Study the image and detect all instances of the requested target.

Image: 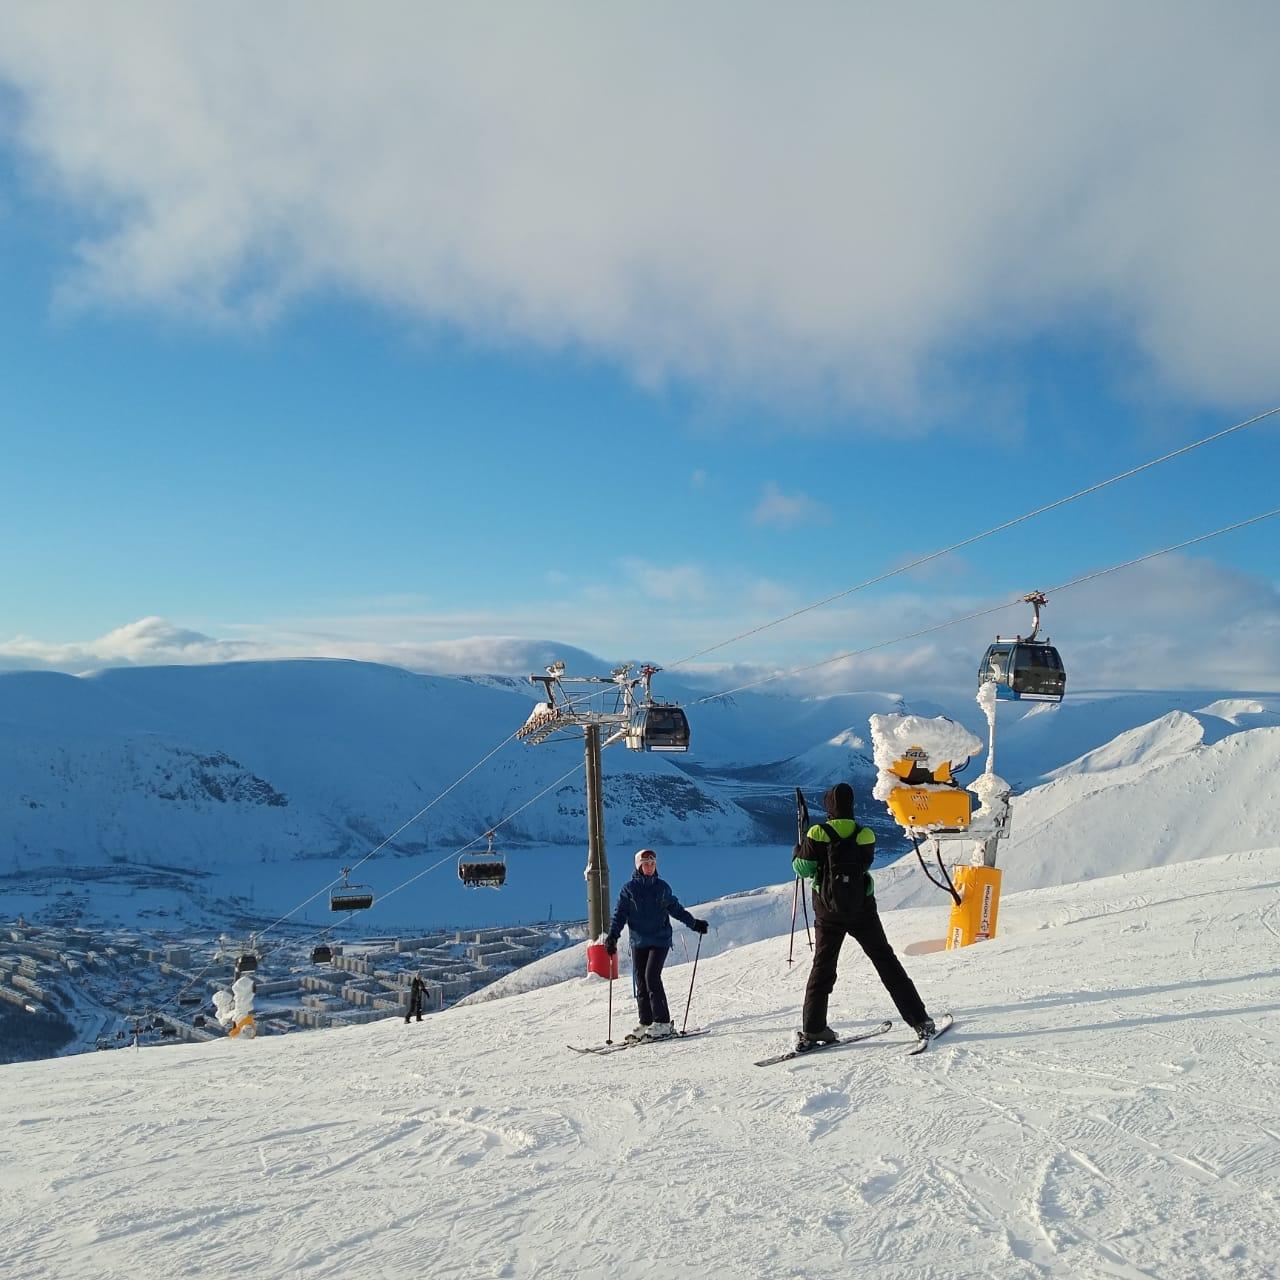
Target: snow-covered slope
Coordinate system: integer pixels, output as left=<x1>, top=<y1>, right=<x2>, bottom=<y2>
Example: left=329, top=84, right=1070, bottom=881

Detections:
left=876, top=717, right=1280, bottom=911
left=926, top=689, right=1280, bottom=787
left=3, top=848, right=1277, bottom=1280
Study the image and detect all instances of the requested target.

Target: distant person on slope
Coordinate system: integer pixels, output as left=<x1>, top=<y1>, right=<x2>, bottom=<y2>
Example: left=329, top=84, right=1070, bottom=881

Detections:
left=405, top=974, right=426, bottom=1024
left=605, top=848, right=708, bottom=1042
left=792, top=782, right=936, bottom=1050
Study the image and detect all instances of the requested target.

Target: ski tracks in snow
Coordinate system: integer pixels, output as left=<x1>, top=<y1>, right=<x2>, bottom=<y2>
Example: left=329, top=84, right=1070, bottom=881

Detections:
left=2, top=850, right=1278, bottom=1279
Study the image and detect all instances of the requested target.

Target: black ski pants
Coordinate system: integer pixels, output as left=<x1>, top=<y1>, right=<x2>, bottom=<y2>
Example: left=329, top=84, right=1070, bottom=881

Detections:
left=632, top=945, right=671, bottom=1025
left=803, top=907, right=927, bottom=1032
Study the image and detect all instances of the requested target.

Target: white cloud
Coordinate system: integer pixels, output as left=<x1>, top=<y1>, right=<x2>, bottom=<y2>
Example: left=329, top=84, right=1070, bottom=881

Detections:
left=0, top=617, right=258, bottom=670
left=752, top=483, right=830, bottom=529
left=619, top=559, right=711, bottom=603
left=0, top=6, right=1277, bottom=412
left=4, top=554, right=1277, bottom=695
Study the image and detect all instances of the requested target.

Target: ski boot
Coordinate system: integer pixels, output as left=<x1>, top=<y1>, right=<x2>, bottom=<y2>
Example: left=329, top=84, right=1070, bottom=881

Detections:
left=794, top=1026, right=838, bottom=1052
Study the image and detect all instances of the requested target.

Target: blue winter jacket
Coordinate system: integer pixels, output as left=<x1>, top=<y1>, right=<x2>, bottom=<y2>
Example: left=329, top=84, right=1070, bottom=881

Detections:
left=607, top=872, right=697, bottom=950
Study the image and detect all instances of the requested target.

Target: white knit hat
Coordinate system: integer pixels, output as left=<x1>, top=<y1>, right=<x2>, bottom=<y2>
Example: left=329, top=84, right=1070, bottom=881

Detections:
left=634, top=848, right=657, bottom=869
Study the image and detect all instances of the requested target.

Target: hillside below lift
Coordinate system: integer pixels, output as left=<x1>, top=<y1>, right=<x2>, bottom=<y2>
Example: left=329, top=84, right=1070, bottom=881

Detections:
left=516, top=661, right=691, bottom=950
left=979, top=591, right=1066, bottom=702
left=330, top=867, right=375, bottom=912
left=459, top=831, right=508, bottom=888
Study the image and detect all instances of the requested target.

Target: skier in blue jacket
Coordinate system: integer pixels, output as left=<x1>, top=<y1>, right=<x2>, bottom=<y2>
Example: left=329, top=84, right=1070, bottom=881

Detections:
left=605, top=848, right=708, bottom=1041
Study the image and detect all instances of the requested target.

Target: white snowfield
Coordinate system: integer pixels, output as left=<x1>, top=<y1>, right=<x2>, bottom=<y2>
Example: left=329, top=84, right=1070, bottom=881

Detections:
left=3, top=849, right=1278, bottom=1280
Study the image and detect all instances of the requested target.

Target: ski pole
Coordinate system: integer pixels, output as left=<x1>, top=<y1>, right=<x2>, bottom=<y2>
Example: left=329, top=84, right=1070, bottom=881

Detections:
left=800, top=880, right=813, bottom=949
left=606, top=967, right=614, bottom=1045
left=681, top=933, right=702, bottom=1034
left=788, top=876, right=800, bottom=965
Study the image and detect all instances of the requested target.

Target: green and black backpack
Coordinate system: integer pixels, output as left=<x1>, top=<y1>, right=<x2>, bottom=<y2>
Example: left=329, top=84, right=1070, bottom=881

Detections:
left=813, top=821, right=874, bottom=916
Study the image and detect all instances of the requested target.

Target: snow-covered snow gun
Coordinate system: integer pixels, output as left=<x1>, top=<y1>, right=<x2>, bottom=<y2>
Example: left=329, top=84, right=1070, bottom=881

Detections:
left=870, top=703, right=1012, bottom=949
left=788, top=788, right=813, bottom=965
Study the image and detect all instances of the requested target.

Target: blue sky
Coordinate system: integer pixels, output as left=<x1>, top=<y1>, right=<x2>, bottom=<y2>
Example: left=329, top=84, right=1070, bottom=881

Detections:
left=1, top=6, right=1277, bottom=694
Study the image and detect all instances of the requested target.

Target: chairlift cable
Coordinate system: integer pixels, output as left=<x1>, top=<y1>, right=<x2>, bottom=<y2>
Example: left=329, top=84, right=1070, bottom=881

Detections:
left=667, top=405, right=1280, bottom=670
left=135, top=695, right=599, bottom=1024
left=251, top=687, right=601, bottom=940
left=692, top=506, right=1280, bottom=702
left=372, top=759, right=589, bottom=909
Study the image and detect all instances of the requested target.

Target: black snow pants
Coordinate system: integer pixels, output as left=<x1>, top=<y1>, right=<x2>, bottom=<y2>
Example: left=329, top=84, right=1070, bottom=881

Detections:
left=632, top=945, right=671, bottom=1024
left=803, top=906, right=927, bottom=1032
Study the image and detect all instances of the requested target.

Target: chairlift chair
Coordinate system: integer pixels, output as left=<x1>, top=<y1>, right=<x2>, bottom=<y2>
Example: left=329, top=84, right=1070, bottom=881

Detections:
left=458, top=831, right=508, bottom=888
left=979, top=591, right=1066, bottom=703
left=331, top=867, right=375, bottom=912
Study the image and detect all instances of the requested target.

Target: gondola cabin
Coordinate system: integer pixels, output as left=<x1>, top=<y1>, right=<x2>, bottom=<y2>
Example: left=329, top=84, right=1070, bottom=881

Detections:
left=625, top=704, right=691, bottom=752
left=980, top=640, right=1066, bottom=702
left=234, top=952, right=258, bottom=979
left=310, top=944, right=333, bottom=964
left=458, top=853, right=507, bottom=888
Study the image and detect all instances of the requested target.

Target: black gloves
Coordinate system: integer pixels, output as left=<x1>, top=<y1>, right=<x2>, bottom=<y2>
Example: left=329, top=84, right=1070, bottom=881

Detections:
left=604, top=936, right=618, bottom=955
left=692, top=919, right=709, bottom=935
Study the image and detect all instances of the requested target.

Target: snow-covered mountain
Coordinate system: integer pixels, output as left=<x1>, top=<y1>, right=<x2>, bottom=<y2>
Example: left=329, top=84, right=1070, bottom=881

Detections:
left=2, top=660, right=1276, bottom=933
left=0, top=661, right=896, bottom=928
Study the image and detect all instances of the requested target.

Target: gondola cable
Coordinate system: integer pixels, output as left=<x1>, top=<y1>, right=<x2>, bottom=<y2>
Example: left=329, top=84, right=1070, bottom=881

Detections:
left=668, top=405, right=1280, bottom=671
left=690, top=505, right=1280, bottom=703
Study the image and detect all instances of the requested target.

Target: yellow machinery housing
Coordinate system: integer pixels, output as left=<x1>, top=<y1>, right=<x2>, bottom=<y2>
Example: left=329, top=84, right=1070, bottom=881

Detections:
left=946, top=865, right=1002, bottom=949
left=885, top=752, right=972, bottom=832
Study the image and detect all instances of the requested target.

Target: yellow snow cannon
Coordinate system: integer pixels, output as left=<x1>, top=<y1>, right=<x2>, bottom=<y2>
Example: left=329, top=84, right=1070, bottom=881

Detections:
left=884, top=749, right=973, bottom=833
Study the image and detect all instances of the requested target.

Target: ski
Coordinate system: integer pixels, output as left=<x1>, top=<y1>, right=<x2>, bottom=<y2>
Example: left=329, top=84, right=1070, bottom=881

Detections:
left=568, top=1028, right=709, bottom=1056
left=905, top=1011, right=955, bottom=1055
left=754, top=1019, right=892, bottom=1067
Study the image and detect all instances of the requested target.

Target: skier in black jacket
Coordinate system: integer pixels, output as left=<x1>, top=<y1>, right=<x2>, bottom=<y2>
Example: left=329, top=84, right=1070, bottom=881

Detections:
left=405, top=974, right=426, bottom=1024
left=792, top=782, right=935, bottom=1050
